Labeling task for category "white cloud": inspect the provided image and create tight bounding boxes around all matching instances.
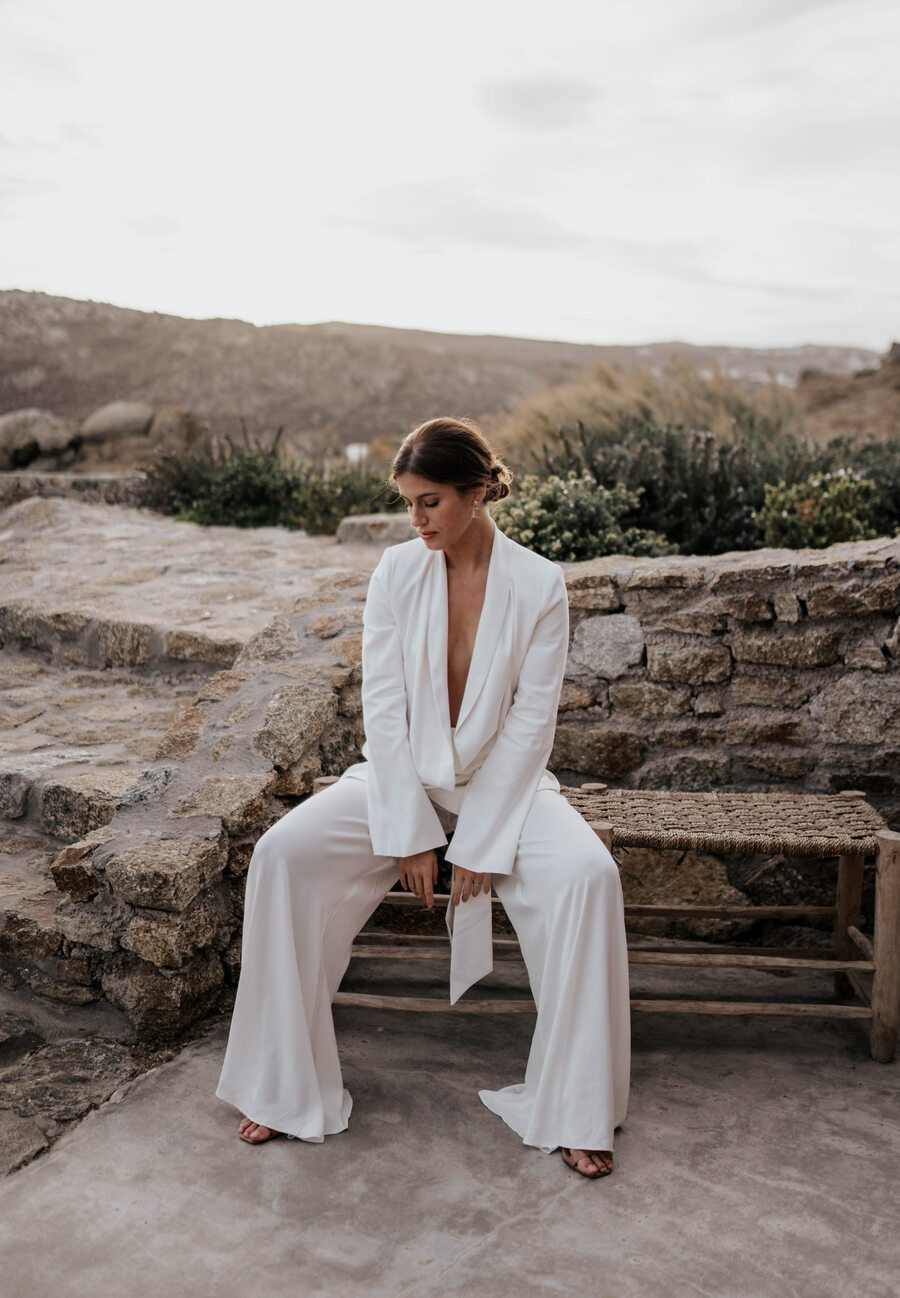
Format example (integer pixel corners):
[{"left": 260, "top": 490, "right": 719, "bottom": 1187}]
[{"left": 0, "top": 0, "right": 897, "bottom": 349}]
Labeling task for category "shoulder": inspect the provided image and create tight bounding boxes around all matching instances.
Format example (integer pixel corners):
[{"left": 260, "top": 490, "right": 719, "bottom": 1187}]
[
  {"left": 368, "top": 538, "right": 429, "bottom": 597},
  {"left": 499, "top": 528, "right": 567, "bottom": 601}
]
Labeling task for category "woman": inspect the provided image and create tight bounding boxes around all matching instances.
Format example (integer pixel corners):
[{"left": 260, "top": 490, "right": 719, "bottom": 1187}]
[{"left": 215, "top": 416, "right": 631, "bottom": 1179}]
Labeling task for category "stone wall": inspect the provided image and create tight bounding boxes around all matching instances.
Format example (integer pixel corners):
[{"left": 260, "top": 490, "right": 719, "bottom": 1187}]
[
  {"left": 555, "top": 537, "right": 900, "bottom": 826},
  {"left": 22, "top": 533, "right": 900, "bottom": 1037}
]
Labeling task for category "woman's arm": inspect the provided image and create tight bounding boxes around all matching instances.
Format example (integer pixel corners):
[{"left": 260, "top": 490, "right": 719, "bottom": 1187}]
[
  {"left": 443, "top": 565, "right": 569, "bottom": 878},
  {"left": 361, "top": 549, "right": 449, "bottom": 859}
]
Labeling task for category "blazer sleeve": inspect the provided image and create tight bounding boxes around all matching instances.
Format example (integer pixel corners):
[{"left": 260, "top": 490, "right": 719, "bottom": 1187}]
[
  {"left": 361, "top": 548, "right": 449, "bottom": 859},
  {"left": 443, "top": 564, "right": 570, "bottom": 877}
]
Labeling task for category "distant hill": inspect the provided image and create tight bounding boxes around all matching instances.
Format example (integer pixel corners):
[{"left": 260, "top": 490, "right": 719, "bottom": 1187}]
[
  {"left": 793, "top": 344, "right": 900, "bottom": 444},
  {"left": 0, "top": 290, "right": 881, "bottom": 451}
]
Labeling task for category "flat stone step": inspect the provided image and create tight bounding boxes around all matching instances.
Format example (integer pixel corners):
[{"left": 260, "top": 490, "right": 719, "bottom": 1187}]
[
  {"left": 0, "top": 646, "right": 205, "bottom": 836},
  {"left": 0, "top": 495, "right": 378, "bottom": 669}
]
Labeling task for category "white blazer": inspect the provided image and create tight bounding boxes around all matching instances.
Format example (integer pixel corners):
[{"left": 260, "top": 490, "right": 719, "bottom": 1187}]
[{"left": 341, "top": 519, "right": 570, "bottom": 1002}]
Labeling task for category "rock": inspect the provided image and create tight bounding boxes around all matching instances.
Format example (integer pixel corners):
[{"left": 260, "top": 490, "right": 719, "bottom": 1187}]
[
  {"left": 558, "top": 682, "right": 596, "bottom": 712},
  {"left": 0, "top": 408, "right": 78, "bottom": 470},
  {"left": 0, "top": 1038, "right": 137, "bottom": 1120},
  {"left": 551, "top": 723, "right": 646, "bottom": 778},
  {"left": 0, "top": 1111, "right": 49, "bottom": 1175},
  {"left": 80, "top": 401, "right": 155, "bottom": 442},
  {"left": 100, "top": 833, "right": 227, "bottom": 912},
  {"left": 49, "top": 827, "right": 116, "bottom": 899},
  {"left": 252, "top": 686, "right": 339, "bottom": 771},
  {"left": 609, "top": 681, "right": 691, "bottom": 718},
  {"left": 810, "top": 674, "right": 900, "bottom": 745},
  {"left": 171, "top": 773, "right": 274, "bottom": 835},
  {"left": 729, "top": 627, "right": 841, "bottom": 668},
  {"left": 100, "top": 947, "right": 223, "bottom": 1036},
  {"left": 0, "top": 772, "right": 29, "bottom": 819},
  {"left": 639, "top": 753, "right": 731, "bottom": 790},
  {"left": 121, "top": 894, "right": 222, "bottom": 969},
  {"left": 646, "top": 636, "right": 732, "bottom": 684},
  {"left": 568, "top": 614, "right": 645, "bottom": 679},
  {"left": 336, "top": 513, "right": 416, "bottom": 545},
  {"left": 806, "top": 575, "right": 900, "bottom": 618},
  {"left": 725, "top": 711, "right": 812, "bottom": 745}
]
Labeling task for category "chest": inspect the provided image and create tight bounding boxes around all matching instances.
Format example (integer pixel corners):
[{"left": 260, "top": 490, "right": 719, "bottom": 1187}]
[{"left": 446, "top": 566, "right": 489, "bottom": 712}]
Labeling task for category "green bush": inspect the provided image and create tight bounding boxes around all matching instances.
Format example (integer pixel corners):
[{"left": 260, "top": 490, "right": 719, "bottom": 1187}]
[
  {"left": 810, "top": 431, "right": 900, "bottom": 539},
  {"left": 140, "top": 423, "right": 395, "bottom": 532},
  {"left": 494, "top": 470, "right": 677, "bottom": 561},
  {"left": 756, "top": 470, "right": 881, "bottom": 547},
  {"left": 529, "top": 412, "right": 819, "bottom": 555}
]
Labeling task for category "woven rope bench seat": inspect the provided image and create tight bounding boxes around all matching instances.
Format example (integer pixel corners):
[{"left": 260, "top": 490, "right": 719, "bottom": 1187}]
[
  {"left": 309, "top": 775, "right": 900, "bottom": 1063},
  {"left": 561, "top": 786, "right": 887, "bottom": 859}
]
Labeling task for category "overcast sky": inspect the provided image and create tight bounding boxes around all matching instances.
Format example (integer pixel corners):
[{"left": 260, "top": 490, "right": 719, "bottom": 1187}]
[{"left": 1, "top": 0, "right": 897, "bottom": 349}]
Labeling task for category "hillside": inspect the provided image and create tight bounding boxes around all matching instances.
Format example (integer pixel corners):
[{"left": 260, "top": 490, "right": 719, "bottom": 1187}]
[{"left": 0, "top": 290, "right": 881, "bottom": 454}]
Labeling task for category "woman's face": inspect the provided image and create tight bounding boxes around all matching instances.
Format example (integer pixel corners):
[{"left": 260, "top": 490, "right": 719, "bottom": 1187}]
[{"left": 394, "top": 472, "right": 484, "bottom": 549}]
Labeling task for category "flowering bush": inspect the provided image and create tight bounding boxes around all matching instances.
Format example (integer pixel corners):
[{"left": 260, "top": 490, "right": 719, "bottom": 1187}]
[
  {"left": 756, "top": 469, "right": 880, "bottom": 547},
  {"left": 494, "top": 471, "right": 677, "bottom": 561}
]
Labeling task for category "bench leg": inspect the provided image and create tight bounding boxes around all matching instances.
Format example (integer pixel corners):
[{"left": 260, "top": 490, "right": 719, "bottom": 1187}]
[
  {"left": 870, "top": 830, "right": 900, "bottom": 1063},
  {"left": 834, "top": 853, "right": 865, "bottom": 998}
]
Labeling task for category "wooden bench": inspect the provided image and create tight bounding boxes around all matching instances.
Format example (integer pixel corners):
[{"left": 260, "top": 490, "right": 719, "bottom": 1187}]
[{"left": 315, "top": 776, "right": 899, "bottom": 1063}]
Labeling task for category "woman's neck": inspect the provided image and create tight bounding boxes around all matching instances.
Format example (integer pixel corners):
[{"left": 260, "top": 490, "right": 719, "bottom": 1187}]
[{"left": 442, "top": 515, "right": 496, "bottom": 575}]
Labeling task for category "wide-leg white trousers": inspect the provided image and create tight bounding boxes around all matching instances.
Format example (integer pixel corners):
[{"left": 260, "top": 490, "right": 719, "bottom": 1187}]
[{"left": 215, "top": 774, "right": 631, "bottom": 1153}]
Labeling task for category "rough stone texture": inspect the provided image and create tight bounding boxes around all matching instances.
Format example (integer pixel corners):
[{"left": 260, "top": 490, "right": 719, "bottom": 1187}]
[
  {"left": 336, "top": 512, "right": 416, "bottom": 545},
  {"left": 567, "top": 613, "right": 644, "bottom": 679},
  {"left": 0, "top": 472, "right": 149, "bottom": 509},
  {"left": 2, "top": 494, "right": 899, "bottom": 1037}
]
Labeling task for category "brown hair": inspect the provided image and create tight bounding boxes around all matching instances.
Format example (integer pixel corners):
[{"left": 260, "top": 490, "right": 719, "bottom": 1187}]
[{"left": 390, "top": 415, "right": 513, "bottom": 504}]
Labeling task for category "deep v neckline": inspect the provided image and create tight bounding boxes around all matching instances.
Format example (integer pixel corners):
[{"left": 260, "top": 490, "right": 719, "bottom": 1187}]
[{"left": 443, "top": 524, "right": 497, "bottom": 730}]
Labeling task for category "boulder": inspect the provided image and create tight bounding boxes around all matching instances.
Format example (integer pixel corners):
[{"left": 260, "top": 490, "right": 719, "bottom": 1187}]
[
  {"left": 0, "top": 408, "right": 79, "bottom": 470},
  {"left": 80, "top": 401, "right": 155, "bottom": 442}
]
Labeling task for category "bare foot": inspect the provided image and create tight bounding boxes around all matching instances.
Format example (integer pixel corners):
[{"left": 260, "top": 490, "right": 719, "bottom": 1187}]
[
  {"left": 561, "top": 1147, "right": 614, "bottom": 1178},
  {"left": 239, "top": 1116, "right": 284, "bottom": 1143}
]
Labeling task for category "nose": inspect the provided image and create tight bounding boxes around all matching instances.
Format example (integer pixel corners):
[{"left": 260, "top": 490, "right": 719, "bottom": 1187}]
[{"left": 411, "top": 506, "right": 429, "bottom": 529}]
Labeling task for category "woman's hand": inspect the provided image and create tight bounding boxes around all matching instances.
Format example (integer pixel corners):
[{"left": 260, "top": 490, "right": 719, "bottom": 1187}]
[
  {"left": 451, "top": 865, "right": 492, "bottom": 905},
  {"left": 398, "top": 849, "right": 439, "bottom": 908}
]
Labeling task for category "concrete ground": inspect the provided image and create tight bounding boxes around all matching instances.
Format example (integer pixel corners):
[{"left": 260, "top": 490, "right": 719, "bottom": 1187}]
[{"left": 0, "top": 959, "right": 897, "bottom": 1298}]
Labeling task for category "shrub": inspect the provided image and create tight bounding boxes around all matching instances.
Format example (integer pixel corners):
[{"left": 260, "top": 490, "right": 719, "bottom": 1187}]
[
  {"left": 811, "top": 431, "right": 900, "bottom": 539},
  {"left": 140, "top": 422, "right": 395, "bottom": 532},
  {"left": 527, "top": 412, "right": 820, "bottom": 555},
  {"left": 756, "top": 470, "right": 881, "bottom": 547},
  {"left": 494, "top": 470, "right": 677, "bottom": 562}
]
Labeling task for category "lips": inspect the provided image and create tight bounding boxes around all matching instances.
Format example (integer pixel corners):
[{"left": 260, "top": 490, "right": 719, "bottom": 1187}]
[{"left": 419, "top": 531, "right": 436, "bottom": 539}]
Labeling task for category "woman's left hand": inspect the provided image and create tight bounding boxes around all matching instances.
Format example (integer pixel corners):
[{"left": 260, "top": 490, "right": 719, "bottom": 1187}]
[{"left": 451, "top": 865, "right": 492, "bottom": 905}]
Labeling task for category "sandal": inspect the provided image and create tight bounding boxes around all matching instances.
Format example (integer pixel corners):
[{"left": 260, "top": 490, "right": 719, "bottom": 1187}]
[
  {"left": 561, "top": 1147, "right": 614, "bottom": 1178},
  {"left": 239, "top": 1119, "right": 295, "bottom": 1144}
]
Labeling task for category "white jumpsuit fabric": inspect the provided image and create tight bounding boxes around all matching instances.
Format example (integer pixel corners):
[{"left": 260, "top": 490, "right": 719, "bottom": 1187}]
[{"left": 215, "top": 522, "right": 631, "bottom": 1153}]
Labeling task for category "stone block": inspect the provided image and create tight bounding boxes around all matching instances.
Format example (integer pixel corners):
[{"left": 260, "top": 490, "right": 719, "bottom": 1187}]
[
  {"left": 557, "top": 681, "right": 596, "bottom": 712},
  {"left": 810, "top": 673, "right": 900, "bottom": 745},
  {"left": 335, "top": 513, "right": 416, "bottom": 545},
  {"left": 725, "top": 711, "right": 811, "bottom": 745},
  {"left": 100, "top": 948, "right": 224, "bottom": 1036},
  {"left": 638, "top": 753, "right": 731, "bottom": 790},
  {"left": 805, "top": 573, "right": 900, "bottom": 619},
  {"left": 551, "top": 723, "right": 646, "bottom": 778},
  {"left": 0, "top": 772, "right": 29, "bottom": 819},
  {"left": 101, "top": 833, "right": 227, "bottom": 912},
  {"left": 253, "top": 685, "right": 339, "bottom": 770},
  {"left": 121, "top": 896, "right": 220, "bottom": 969},
  {"left": 567, "top": 614, "right": 644, "bottom": 679},
  {"left": 171, "top": 773, "right": 275, "bottom": 835},
  {"left": 656, "top": 603, "right": 729, "bottom": 635},
  {"left": 729, "top": 627, "right": 841, "bottom": 668},
  {"left": 608, "top": 680, "right": 692, "bottom": 718},
  {"left": 728, "top": 672, "right": 814, "bottom": 708},
  {"left": 646, "top": 637, "right": 731, "bottom": 684}
]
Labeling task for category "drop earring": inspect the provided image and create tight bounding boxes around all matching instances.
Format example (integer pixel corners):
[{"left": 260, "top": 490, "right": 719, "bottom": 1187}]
[{"left": 472, "top": 498, "right": 480, "bottom": 518}]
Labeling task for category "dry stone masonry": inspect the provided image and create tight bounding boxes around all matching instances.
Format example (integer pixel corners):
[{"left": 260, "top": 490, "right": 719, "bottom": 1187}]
[{"left": 1, "top": 492, "right": 897, "bottom": 1037}]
